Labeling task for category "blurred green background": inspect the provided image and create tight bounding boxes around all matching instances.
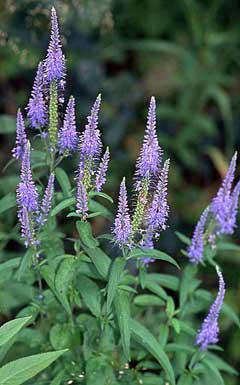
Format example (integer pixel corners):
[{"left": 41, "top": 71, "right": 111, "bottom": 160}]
[{"left": 0, "top": 0, "right": 240, "bottom": 382}]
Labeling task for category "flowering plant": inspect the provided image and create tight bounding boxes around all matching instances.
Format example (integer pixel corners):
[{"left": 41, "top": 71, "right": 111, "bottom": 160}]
[{"left": 0, "top": 8, "right": 239, "bottom": 385}]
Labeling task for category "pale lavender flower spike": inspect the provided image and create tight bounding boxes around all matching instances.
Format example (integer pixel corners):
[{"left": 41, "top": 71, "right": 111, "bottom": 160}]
[
  {"left": 188, "top": 207, "right": 209, "bottom": 264},
  {"left": 20, "top": 207, "right": 34, "bottom": 247},
  {"left": 196, "top": 267, "right": 225, "bottom": 350},
  {"left": 147, "top": 159, "right": 170, "bottom": 236},
  {"left": 113, "top": 178, "right": 131, "bottom": 247},
  {"left": 211, "top": 152, "right": 239, "bottom": 234},
  {"left": 12, "top": 109, "right": 27, "bottom": 160},
  {"left": 95, "top": 147, "right": 110, "bottom": 192},
  {"left": 27, "top": 62, "right": 47, "bottom": 128},
  {"left": 16, "top": 142, "right": 39, "bottom": 247},
  {"left": 135, "top": 96, "right": 162, "bottom": 182},
  {"left": 16, "top": 142, "right": 39, "bottom": 214},
  {"left": 59, "top": 96, "right": 78, "bottom": 152},
  {"left": 45, "top": 7, "right": 65, "bottom": 82},
  {"left": 76, "top": 179, "right": 88, "bottom": 218},
  {"left": 80, "top": 94, "right": 102, "bottom": 160},
  {"left": 38, "top": 173, "right": 55, "bottom": 225}
]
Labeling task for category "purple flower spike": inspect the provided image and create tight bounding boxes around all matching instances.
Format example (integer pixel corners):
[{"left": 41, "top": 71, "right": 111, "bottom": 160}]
[
  {"left": 113, "top": 178, "right": 131, "bottom": 247},
  {"left": 135, "top": 96, "right": 162, "bottom": 182},
  {"left": 19, "top": 207, "right": 34, "bottom": 247},
  {"left": 196, "top": 267, "right": 225, "bottom": 350},
  {"left": 211, "top": 153, "right": 238, "bottom": 234},
  {"left": 16, "top": 142, "right": 39, "bottom": 213},
  {"left": 27, "top": 62, "right": 47, "bottom": 128},
  {"left": 76, "top": 179, "right": 88, "bottom": 218},
  {"left": 147, "top": 159, "right": 170, "bottom": 236},
  {"left": 95, "top": 147, "right": 110, "bottom": 192},
  {"left": 59, "top": 96, "right": 78, "bottom": 152},
  {"left": 80, "top": 94, "right": 102, "bottom": 160},
  {"left": 188, "top": 208, "right": 209, "bottom": 264},
  {"left": 12, "top": 109, "right": 27, "bottom": 160},
  {"left": 39, "top": 173, "right": 55, "bottom": 225},
  {"left": 45, "top": 7, "right": 65, "bottom": 82}
]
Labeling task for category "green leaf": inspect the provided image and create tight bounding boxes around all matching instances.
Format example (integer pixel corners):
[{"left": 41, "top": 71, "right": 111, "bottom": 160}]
[
  {"left": 76, "top": 221, "right": 99, "bottom": 249},
  {"left": 130, "top": 319, "right": 175, "bottom": 385},
  {"left": 134, "top": 295, "right": 165, "bottom": 307},
  {"left": 77, "top": 276, "right": 101, "bottom": 317},
  {"left": 55, "top": 167, "right": 72, "bottom": 198},
  {"left": 89, "top": 191, "right": 113, "bottom": 203},
  {"left": 144, "top": 279, "right": 168, "bottom": 300},
  {"left": 107, "top": 257, "right": 125, "bottom": 313},
  {"left": 55, "top": 257, "right": 76, "bottom": 316},
  {"left": 88, "top": 199, "right": 113, "bottom": 220},
  {"left": 114, "top": 289, "right": 131, "bottom": 361},
  {"left": 129, "top": 248, "right": 180, "bottom": 269},
  {"left": 171, "top": 318, "right": 180, "bottom": 334},
  {"left": 0, "top": 193, "right": 16, "bottom": 215},
  {"left": 150, "top": 273, "right": 179, "bottom": 291},
  {"left": 0, "top": 258, "right": 21, "bottom": 274},
  {"left": 0, "top": 317, "right": 31, "bottom": 347},
  {"left": 177, "top": 373, "right": 193, "bottom": 385},
  {"left": 158, "top": 324, "right": 169, "bottom": 348},
  {"left": 175, "top": 231, "right": 191, "bottom": 245},
  {"left": 180, "top": 265, "right": 198, "bottom": 309},
  {"left": 165, "top": 343, "right": 194, "bottom": 354},
  {"left": 50, "top": 324, "right": 72, "bottom": 350},
  {"left": 0, "top": 350, "right": 67, "bottom": 385},
  {"left": 202, "top": 359, "right": 225, "bottom": 385},
  {"left": 84, "top": 247, "right": 111, "bottom": 279},
  {"left": 51, "top": 197, "right": 75, "bottom": 216},
  {"left": 206, "top": 353, "right": 238, "bottom": 376},
  {"left": 166, "top": 296, "right": 175, "bottom": 318},
  {"left": 40, "top": 265, "right": 71, "bottom": 315}
]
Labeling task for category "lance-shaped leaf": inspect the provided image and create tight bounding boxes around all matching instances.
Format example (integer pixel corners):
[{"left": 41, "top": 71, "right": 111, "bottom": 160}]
[
  {"left": 130, "top": 319, "right": 175, "bottom": 385},
  {"left": 0, "top": 349, "right": 67, "bottom": 385}
]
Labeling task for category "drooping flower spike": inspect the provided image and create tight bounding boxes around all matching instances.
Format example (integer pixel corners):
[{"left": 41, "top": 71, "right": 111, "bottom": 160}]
[
  {"left": 135, "top": 96, "right": 162, "bottom": 184},
  {"left": 211, "top": 152, "right": 239, "bottom": 234},
  {"left": 38, "top": 173, "right": 55, "bottom": 225},
  {"left": 80, "top": 94, "right": 102, "bottom": 161},
  {"left": 113, "top": 178, "right": 131, "bottom": 247},
  {"left": 12, "top": 109, "right": 28, "bottom": 160},
  {"left": 45, "top": 7, "right": 65, "bottom": 83},
  {"left": 147, "top": 159, "right": 170, "bottom": 236},
  {"left": 196, "top": 266, "right": 225, "bottom": 350},
  {"left": 95, "top": 147, "right": 110, "bottom": 192},
  {"left": 59, "top": 96, "right": 78, "bottom": 152},
  {"left": 188, "top": 207, "right": 209, "bottom": 264},
  {"left": 27, "top": 62, "right": 47, "bottom": 129}
]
